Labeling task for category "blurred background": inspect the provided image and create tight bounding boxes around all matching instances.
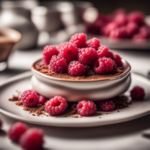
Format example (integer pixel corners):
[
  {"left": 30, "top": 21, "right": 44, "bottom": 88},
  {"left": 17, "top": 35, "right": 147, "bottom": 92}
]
[{"left": 0, "top": 0, "right": 150, "bottom": 81}]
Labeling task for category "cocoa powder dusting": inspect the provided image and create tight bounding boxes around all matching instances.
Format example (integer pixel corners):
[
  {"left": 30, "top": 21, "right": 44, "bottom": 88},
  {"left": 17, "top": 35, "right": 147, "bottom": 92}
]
[
  {"left": 34, "top": 62, "right": 124, "bottom": 81},
  {"left": 23, "top": 105, "right": 45, "bottom": 116},
  {"left": 15, "top": 101, "right": 22, "bottom": 106},
  {"left": 114, "top": 95, "right": 131, "bottom": 109},
  {"left": 10, "top": 94, "right": 131, "bottom": 118},
  {"left": 9, "top": 95, "right": 19, "bottom": 101},
  {"left": 61, "top": 103, "right": 77, "bottom": 117}
]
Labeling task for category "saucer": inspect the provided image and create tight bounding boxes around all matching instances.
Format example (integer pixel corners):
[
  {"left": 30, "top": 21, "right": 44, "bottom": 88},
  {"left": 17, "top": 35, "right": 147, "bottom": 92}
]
[{"left": 0, "top": 72, "right": 150, "bottom": 127}]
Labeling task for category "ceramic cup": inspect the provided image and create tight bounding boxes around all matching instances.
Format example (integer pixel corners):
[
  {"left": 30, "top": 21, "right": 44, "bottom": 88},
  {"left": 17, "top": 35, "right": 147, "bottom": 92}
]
[{"left": 31, "top": 59, "right": 131, "bottom": 102}]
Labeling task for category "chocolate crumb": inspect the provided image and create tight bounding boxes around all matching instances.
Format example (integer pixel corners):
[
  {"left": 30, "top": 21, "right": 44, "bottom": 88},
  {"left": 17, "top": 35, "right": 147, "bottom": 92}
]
[
  {"left": 61, "top": 103, "right": 77, "bottom": 117},
  {"left": 117, "top": 110, "right": 120, "bottom": 112},
  {"left": 99, "top": 117, "right": 101, "bottom": 118},
  {"left": 72, "top": 116, "right": 79, "bottom": 118},
  {"left": 9, "top": 95, "right": 19, "bottom": 101},
  {"left": 105, "top": 113, "right": 113, "bottom": 115},
  {"left": 15, "top": 101, "right": 22, "bottom": 106},
  {"left": 114, "top": 95, "right": 131, "bottom": 109}
]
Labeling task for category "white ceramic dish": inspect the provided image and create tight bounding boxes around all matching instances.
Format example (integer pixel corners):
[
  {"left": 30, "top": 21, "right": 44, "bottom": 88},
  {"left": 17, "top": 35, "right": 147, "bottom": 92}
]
[
  {"left": 87, "top": 34, "right": 150, "bottom": 49},
  {"left": 0, "top": 72, "right": 150, "bottom": 127},
  {"left": 31, "top": 59, "right": 131, "bottom": 101}
]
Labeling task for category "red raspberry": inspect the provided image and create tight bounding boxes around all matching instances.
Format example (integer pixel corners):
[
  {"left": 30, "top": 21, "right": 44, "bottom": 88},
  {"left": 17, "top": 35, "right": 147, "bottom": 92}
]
[
  {"left": 48, "top": 55, "right": 67, "bottom": 73},
  {"left": 8, "top": 122, "right": 28, "bottom": 142},
  {"left": 45, "top": 96, "right": 68, "bottom": 116},
  {"left": 130, "top": 86, "right": 145, "bottom": 100},
  {"left": 86, "top": 38, "right": 100, "bottom": 50},
  {"left": 68, "top": 61, "right": 85, "bottom": 76},
  {"left": 94, "top": 57, "right": 115, "bottom": 75},
  {"left": 127, "top": 11, "right": 144, "bottom": 25},
  {"left": 59, "top": 43, "right": 78, "bottom": 63},
  {"left": 20, "top": 90, "right": 39, "bottom": 107},
  {"left": 132, "top": 33, "right": 146, "bottom": 42},
  {"left": 97, "top": 45, "right": 115, "bottom": 60},
  {"left": 114, "top": 14, "right": 128, "bottom": 26},
  {"left": 42, "top": 45, "right": 59, "bottom": 65},
  {"left": 109, "top": 27, "right": 127, "bottom": 39},
  {"left": 77, "top": 100, "right": 97, "bottom": 116},
  {"left": 98, "top": 99, "right": 115, "bottom": 111},
  {"left": 101, "top": 22, "right": 119, "bottom": 36},
  {"left": 126, "top": 22, "right": 138, "bottom": 37},
  {"left": 20, "top": 128, "right": 44, "bottom": 150},
  {"left": 57, "top": 42, "right": 70, "bottom": 50},
  {"left": 70, "top": 33, "right": 87, "bottom": 48},
  {"left": 0, "top": 118, "right": 3, "bottom": 129},
  {"left": 114, "top": 54, "right": 123, "bottom": 67},
  {"left": 38, "top": 95, "right": 48, "bottom": 105},
  {"left": 78, "top": 48, "right": 98, "bottom": 66},
  {"left": 139, "top": 26, "right": 150, "bottom": 38}
]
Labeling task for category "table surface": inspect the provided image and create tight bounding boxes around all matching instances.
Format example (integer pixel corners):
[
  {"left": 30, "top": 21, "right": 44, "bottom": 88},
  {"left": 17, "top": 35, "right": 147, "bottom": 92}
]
[{"left": 0, "top": 47, "right": 150, "bottom": 150}]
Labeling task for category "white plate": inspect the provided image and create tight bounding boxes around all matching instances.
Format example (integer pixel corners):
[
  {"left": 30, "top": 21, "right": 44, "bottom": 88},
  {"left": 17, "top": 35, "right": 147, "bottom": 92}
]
[
  {"left": 0, "top": 72, "right": 150, "bottom": 127},
  {"left": 87, "top": 34, "right": 150, "bottom": 49}
]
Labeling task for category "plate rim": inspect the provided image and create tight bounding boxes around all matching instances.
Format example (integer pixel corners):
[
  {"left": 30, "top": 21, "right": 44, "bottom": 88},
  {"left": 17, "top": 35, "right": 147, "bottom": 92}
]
[{"left": 1, "top": 71, "right": 150, "bottom": 127}]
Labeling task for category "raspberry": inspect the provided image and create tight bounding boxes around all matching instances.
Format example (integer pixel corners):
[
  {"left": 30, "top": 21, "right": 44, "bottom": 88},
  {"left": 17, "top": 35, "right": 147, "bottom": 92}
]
[
  {"left": 0, "top": 118, "right": 3, "bottom": 129},
  {"left": 42, "top": 45, "right": 59, "bottom": 65},
  {"left": 20, "top": 128, "right": 44, "bottom": 150},
  {"left": 45, "top": 96, "right": 68, "bottom": 116},
  {"left": 132, "top": 33, "right": 146, "bottom": 42},
  {"left": 57, "top": 42, "right": 70, "bottom": 50},
  {"left": 70, "top": 33, "right": 87, "bottom": 48},
  {"left": 97, "top": 45, "right": 115, "bottom": 60},
  {"left": 68, "top": 61, "right": 85, "bottom": 76},
  {"left": 101, "top": 22, "right": 119, "bottom": 36},
  {"left": 114, "top": 54, "right": 123, "bottom": 67},
  {"left": 94, "top": 57, "right": 115, "bottom": 75},
  {"left": 86, "top": 38, "right": 100, "bottom": 50},
  {"left": 38, "top": 95, "right": 48, "bottom": 105},
  {"left": 130, "top": 86, "right": 145, "bottom": 100},
  {"left": 109, "top": 27, "right": 127, "bottom": 39},
  {"left": 48, "top": 55, "right": 67, "bottom": 73},
  {"left": 77, "top": 100, "right": 97, "bottom": 116},
  {"left": 98, "top": 99, "right": 115, "bottom": 111},
  {"left": 127, "top": 11, "right": 144, "bottom": 25},
  {"left": 8, "top": 122, "right": 28, "bottom": 142},
  {"left": 59, "top": 43, "right": 78, "bottom": 63},
  {"left": 20, "top": 90, "right": 39, "bottom": 107},
  {"left": 126, "top": 22, "right": 138, "bottom": 37},
  {"left": 78, "top": 48, "right": 98, "bottom": 66},
  {"left": 114, "top": 14, "right": 128, "bottom": 26},
  {"left": 139, "top": 26, "right": 150, "bottom": 38}
]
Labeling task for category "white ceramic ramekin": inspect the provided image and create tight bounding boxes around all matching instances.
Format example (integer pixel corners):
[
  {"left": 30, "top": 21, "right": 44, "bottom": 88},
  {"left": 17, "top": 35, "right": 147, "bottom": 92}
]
[{"left": 31, "top": 59, "right": 131, "bottom": 102}]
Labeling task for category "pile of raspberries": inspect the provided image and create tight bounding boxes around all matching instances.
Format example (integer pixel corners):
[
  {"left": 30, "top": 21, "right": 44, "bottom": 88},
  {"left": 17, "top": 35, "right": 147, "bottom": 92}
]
[
  {"left": 42, "top": 33, "right": 123, "bottom": 76},
  {"left": 87, "top": 9, "right": 150, "bottom": 41}
]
